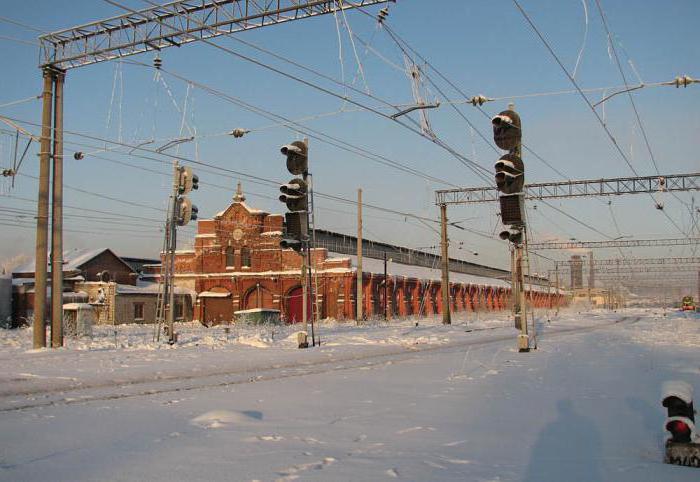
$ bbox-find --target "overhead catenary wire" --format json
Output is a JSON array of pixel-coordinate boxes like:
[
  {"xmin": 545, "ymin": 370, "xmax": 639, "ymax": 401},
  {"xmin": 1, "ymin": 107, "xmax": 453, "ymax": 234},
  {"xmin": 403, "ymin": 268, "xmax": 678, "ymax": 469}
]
[
  {"xmin": 510, "ymin": 0, "xmax": 689, "ymax": 238},
  {"xmin": 123, "ymin": 0, "xmax": 494, "ymax": 184}
]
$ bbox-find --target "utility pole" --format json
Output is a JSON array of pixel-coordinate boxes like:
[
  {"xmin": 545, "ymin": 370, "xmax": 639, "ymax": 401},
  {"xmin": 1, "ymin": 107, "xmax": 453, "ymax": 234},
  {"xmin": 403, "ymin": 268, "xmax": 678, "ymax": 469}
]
[
  {"xmin": 588, "ymin": 251, "xmax": 594, "ymax": 307},
  {"xmin": 33, "ymin": 69, "xmax": 53, "ymax": 349},
  {"xmin": 440, "ymin": 203, "xmax": 451, "ymax": 324},
  {"xmin": 555, "ymin": 264, "xmax": 560, "ymax": 315},
  {"xmin": 157, "ymin": 162, "xmax": 199, "ymax": 344},
  {"xmin": 357, "ymin": 188, "xmax": 363, "ymax": 322},
  {"xmin": 492, "ymin": 104, "xmax": 530, "ymax": 351},
  {"xmin": 384, "ymin": 252, "xmax": 388, "ymax": 321},
  {"xmin": 50, "ymin": 70, "xmax": 65, "ymax": 348}
]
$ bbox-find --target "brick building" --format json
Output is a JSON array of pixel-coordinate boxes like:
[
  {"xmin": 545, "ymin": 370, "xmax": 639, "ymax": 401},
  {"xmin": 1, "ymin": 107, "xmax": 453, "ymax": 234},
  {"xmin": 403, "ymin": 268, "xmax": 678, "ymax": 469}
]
[
  {"xmin": 11, "ymin": 248, "xmax": 193, "ymax": 326},
  {"xmin": 171, "ymin": 184, "xmax": 564, "ymax": 325}
]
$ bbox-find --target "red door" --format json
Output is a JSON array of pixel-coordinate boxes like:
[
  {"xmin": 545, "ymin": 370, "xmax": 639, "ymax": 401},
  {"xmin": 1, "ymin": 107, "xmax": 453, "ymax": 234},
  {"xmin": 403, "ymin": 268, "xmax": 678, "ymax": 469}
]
[{"xmin": 286, "ymin": 287, "xmax": 311, "ymax": 323}]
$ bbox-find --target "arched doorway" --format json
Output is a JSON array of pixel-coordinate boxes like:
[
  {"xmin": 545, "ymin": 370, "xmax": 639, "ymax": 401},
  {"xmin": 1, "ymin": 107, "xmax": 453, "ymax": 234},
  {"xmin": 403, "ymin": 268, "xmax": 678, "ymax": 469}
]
[
  {"xmin": 243, "ymin": 283, "xmax": 274, "ymax": 310},
  {"xmin": 285, "ymin": 286, "xmax": 311, "ymax": 323}
]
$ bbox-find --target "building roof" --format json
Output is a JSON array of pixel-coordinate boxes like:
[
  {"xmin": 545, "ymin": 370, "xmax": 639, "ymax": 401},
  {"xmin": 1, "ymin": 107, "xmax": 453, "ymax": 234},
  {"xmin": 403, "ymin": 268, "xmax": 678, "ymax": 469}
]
[{"xmin": 12, "ymin": 248, "xmax": 135, "ymax": 276}]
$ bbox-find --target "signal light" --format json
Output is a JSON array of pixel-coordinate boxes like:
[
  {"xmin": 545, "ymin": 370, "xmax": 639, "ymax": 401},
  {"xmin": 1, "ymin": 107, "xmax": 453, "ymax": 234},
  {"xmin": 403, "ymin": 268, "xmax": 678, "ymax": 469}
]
[
  {"xmin": 281, "ymin": 140, "xmax": 308, "ymax": 175},
  {"xmin": 177, "ymin": 197, "xmax": 198, "ymax": 226},
  {"xmin": 499, "ymin": 229, "xmax": 522, "ymax": 244},
  {"xmin": 492, "ymin": 109, "xmax": 521, "ymax": 151},
  {"xmin": 178, "ymin": 166, "xmax": 199, "ymax": 194},
  {"xmin": 279, "ymin": 178, "xmax": 308, "ymax": 212},
  {"xmin": 280, "ymin": 212, "xmax": 307, "ymax": 253},
  {"xmin": 662, "ymin": 380, "xmax": 696, "ymax": 444},
  {"xmin": 495, "ymin": 153, "xmax": 524, "ymax": 195}
]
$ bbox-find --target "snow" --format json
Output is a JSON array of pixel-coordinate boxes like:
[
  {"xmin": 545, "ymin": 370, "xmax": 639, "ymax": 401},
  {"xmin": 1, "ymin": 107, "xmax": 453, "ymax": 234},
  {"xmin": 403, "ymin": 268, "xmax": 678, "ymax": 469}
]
[{"xmin": 0, "ymin": 308, "xmax": 698, "ymax": 481}]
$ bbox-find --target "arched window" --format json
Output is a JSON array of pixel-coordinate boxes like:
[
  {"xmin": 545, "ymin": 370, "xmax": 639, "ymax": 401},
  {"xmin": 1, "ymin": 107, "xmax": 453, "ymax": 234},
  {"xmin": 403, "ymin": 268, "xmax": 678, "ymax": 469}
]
[
  {"xmin": 241, "ymin": 247, "xmax": 251, "ymax": 268},
  {"xmin": 225, "ymin": 246, "xmax": 235, "ymax": 267}
]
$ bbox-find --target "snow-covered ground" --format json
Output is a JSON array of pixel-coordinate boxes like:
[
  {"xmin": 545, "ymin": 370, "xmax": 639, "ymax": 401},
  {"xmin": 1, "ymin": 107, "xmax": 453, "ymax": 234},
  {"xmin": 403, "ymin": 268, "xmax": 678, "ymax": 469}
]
[{"xmin": 0, "ymin": 308, "xmax": 698, "ymax": 481}]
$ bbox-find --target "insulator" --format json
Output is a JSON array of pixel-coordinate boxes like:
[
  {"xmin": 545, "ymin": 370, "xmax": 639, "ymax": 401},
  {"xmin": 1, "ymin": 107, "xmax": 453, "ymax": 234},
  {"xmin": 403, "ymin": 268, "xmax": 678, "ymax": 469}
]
[
  {"xmin": 73, "ymin": 152, "xmax": 84, "ymax": 160},
  {"xmin": 469, "ymin": 95, "xmax": 489, "ymax": 106},
  {"xmin": 230, "ymin": 128, "xmax": 249, "ymax": 138},
  {"xmin": 154, "ymin": 56, "xmax": 162, "ymax": 70}
]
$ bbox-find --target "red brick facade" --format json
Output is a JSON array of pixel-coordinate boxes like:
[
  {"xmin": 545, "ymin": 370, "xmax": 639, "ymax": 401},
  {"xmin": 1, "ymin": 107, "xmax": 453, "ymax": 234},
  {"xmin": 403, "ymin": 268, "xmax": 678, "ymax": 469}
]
[{"xmin": 173, "ymin": 186, "xmax": 566, "ymax": 325}]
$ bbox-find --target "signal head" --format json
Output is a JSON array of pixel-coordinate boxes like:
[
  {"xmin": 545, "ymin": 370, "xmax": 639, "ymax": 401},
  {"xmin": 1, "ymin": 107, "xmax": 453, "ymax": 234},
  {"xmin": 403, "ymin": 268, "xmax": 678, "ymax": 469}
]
[
  {"xmin": 492, "ymin": 109, "xmax": 521, "ymax": 151},
  {"xmin": 279, "ymin": 178, "xmax": 308, "ymax": 212},
  {"xmin": 280, "ymin": 140, "xmax": 308, "ymax": 175},
  {"xmin": 494, "ymin": 153, "xmax": 524, "ymax": 194}
]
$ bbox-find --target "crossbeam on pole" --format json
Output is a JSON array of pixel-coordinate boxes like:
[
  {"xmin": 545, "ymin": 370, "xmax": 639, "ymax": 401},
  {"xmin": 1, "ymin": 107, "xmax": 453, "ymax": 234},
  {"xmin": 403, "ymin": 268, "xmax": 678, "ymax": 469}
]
[
  {"xmin": 435, "ymin": 172, "xmax": 700, "ymax": 205},
  {"xmin": 40, "ymin": 0, "xmax": 386, "ymax": 69}
]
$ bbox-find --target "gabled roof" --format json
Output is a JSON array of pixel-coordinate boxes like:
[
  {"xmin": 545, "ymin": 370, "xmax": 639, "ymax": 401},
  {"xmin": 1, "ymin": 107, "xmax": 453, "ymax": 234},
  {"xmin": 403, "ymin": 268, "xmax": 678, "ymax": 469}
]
[
  {"xmin": 215, "ymin": 200, "xmax": 267, "ymax": 219},
  {"xmin": 12, "ymin": 248, "xmax": 135, "ymax": 276}
]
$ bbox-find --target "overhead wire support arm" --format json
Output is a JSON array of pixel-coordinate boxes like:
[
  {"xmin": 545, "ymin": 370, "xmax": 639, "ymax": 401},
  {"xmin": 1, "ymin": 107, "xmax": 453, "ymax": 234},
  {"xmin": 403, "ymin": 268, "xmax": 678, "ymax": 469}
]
[
  {"xmin": 435, "ymin": 172, "xmax": 700, "ymax": 205},
  {"xmin": 39, "ymin": 0, "xmax": 388, "ymax": 69},
  {"xmin": 390, "ymin": 101, "xmax": 440, "ymax": 119}
]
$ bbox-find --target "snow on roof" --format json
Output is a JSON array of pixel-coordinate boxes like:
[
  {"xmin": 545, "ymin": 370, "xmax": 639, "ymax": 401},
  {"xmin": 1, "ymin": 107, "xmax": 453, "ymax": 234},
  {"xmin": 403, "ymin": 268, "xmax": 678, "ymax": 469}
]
[
  {"xmin": 13, "ymin": 248, "xmax": 134, "ymax": 275},
  {"xmin": 199, "ymin": 291, "xmax": 231, "ymax": 298},
  {"xmin": 63, "ymin": 303, "xmax": 95, "ymax": 310},
  {"xmin": 116, "ymin": 283, "xmax": 194, "ymax": 296},
  {"xmin": 331, "ymin": 252, "xmax": 511, "ymax": 288}
]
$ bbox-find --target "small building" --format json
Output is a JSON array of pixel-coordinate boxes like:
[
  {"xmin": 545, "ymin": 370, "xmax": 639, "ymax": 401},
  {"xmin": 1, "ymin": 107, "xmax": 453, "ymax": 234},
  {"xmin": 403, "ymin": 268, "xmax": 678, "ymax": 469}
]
[
  {"xmin": 76, "ymin": 281, "xmax": 194, "ymax": 325},
  {"xmin": 10, "ymin": 249, "xmax": 193, "ymax": 326}
]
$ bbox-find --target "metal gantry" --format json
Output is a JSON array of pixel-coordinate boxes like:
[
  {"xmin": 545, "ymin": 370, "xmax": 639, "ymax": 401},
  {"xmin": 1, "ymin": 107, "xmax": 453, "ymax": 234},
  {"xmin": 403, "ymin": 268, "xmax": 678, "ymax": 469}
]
[
  {"xmin": 39, "ymin": 0, "xmax": 387, "ymax": 69},
  {"xmin": 435, "ymin": 172, "xmax": 700, "ymax": 205},
  {"xmin": 554, "ymin": 265, "xmax": 700, "ymax": 274},
  {"xmin": 529, "ymin": 237, "xmax": 700, "ymax": 250},
  {"xmin": 555, "ymin": 256, "xmax": 700, "ymax": 267},
  {"xmin": 31, "ymin": 0, "xmax": 385, "ymax": 349}
]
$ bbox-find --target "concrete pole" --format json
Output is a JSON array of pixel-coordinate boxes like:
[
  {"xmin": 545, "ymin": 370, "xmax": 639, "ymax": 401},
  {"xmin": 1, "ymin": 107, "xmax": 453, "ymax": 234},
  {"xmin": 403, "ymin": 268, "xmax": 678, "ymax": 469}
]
[
  {"xmin": 302, "ymin": 252, "xmax": 308, "ymax": 335},
  {"xmin": 356, "ymin": 188, "xmax": 363, "ymax": 322},
  {"xmin": 383, "ymin": 252, "xmax": 388, "ymax": 321},
  {"xmin": 51, "ymin": 70, "xmax": 65, "ymax": 348},
  {"xmin": 167, "ymin": 162, "xmax": 179, "ymax": 344},
  {"xmin": 516, "ymin": 240, "xmax": 529, "ymax": 351},
  {"xmin": 440, "ymin": 203, "xmax": 451, "ymax": 324},
  {"xmin": 34, "ymin": 69, "xmax": 54, "ymax": 349},
  {"xmin": 555, "ymin": 264, "xmax": 560, "ymax": 315}
]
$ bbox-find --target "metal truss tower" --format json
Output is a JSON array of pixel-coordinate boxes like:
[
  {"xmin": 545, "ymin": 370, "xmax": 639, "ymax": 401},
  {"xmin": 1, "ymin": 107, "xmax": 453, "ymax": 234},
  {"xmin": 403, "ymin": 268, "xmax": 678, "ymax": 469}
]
[{"xmin": 32, "ymin": 0, "xmax": 386, "ymax": 348}]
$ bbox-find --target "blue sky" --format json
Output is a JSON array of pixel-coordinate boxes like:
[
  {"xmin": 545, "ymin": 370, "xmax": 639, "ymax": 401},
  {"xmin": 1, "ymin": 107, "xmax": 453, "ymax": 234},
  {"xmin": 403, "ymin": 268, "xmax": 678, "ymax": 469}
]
[{"xmin": 0, "ymin": 0, "xmax": 698, "ymax": 274}]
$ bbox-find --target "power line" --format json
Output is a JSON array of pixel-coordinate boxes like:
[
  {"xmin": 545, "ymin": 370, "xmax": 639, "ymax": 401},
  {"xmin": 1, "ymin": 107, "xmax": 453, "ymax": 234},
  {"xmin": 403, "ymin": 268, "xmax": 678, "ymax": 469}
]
[
  {"xmin": 511, "ymin": 0, "xmax": 689, "ymax": 238},
  {"xmin": 0, "ymin": 15, "xmax": 47, "ymax": 34},
  {"xmin": 119, "ymin": 0, "xmax": 493, "ymax": 184}
]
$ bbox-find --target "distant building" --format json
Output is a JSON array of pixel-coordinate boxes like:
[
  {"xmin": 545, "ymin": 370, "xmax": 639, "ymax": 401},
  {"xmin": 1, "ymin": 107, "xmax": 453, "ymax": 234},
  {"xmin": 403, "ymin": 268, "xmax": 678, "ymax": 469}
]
[{"xmin": 570, "ymin": 255, "xmax": 584, "ymax": 290}]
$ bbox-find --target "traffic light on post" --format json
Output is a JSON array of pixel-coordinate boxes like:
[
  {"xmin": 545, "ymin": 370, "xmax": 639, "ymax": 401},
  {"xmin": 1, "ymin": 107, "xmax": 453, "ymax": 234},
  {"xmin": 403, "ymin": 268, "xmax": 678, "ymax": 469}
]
[
  {"xmin": 279, "ymin": 140, "xmax": 309, "ymax": 253},
  {"xmin": 662, "ymin": 380, "xmax": 696, "ymax": 444}
]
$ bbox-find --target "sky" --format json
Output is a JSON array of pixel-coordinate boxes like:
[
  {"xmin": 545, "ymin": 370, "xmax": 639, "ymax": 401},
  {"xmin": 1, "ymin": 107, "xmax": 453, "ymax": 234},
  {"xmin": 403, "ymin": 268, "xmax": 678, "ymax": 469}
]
[{"xmin": 0, "ymin": 0, "xmax": 698, "ymax": 276}]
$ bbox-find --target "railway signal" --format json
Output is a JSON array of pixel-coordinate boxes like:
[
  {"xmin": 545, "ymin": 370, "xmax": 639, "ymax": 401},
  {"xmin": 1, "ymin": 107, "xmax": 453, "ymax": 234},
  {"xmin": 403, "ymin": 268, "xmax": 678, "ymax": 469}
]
[{"xmin": 662, "ymin": 380, "xmax": 696, "ymax": 444}]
